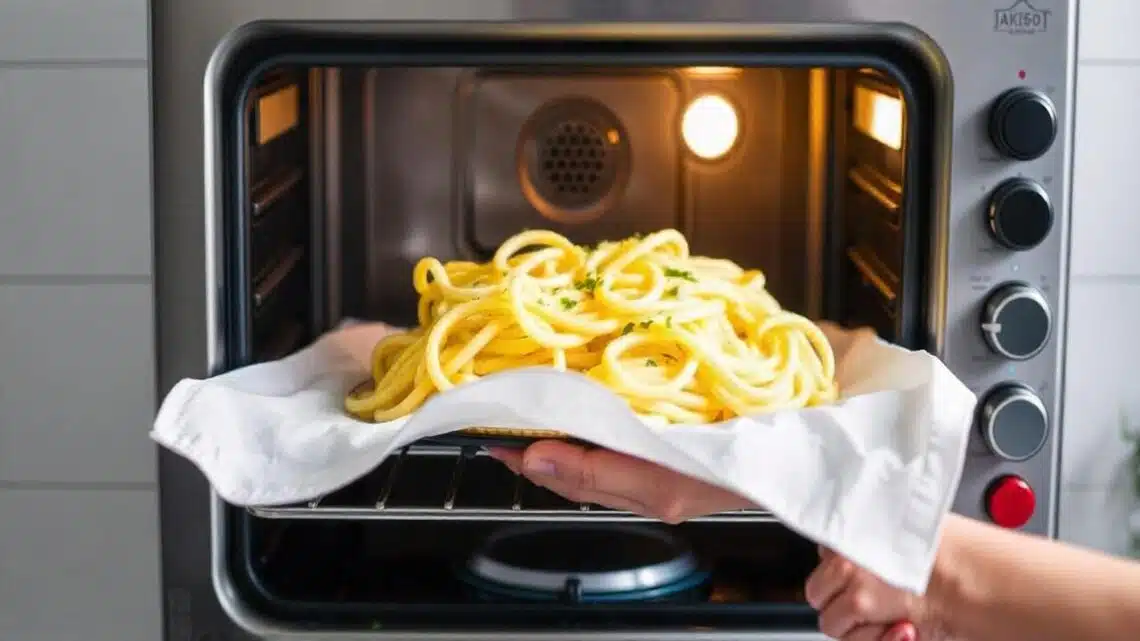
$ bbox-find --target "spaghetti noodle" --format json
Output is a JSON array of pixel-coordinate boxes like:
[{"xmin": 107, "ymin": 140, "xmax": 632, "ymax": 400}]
[{"xmin": 345, "ymin": 229, "xmax": 838, "ymax": 426}]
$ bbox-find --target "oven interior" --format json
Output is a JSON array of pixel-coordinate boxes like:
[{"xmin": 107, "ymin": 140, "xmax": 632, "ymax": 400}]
[{"xmin": 216, "ymin": 33, "xmax": 937, "ymax": 632}]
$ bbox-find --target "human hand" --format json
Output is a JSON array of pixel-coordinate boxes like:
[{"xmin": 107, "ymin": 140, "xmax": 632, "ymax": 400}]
[
  {"xmin": 807, "ymin": 547, "xmax": 952, "ymax": 641},
  {"xmin": 485, "ymin": 439, "xmax": 752, "ymax": 523}
]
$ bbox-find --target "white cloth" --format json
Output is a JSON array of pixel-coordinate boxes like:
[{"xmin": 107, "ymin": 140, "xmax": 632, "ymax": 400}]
[{"xmin": 151, "ymin": 322, "xmax": 974, "ymax": 594}]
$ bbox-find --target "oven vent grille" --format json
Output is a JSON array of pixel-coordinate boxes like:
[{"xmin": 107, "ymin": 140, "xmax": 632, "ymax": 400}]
[
  {"xmin": 535, "ymin": 119, "xmax": 612, "ymax": 205},
  {"xmin": 517, "ymin": 97, "xmax": 630, "ymax": 222},
  {"xmin": 248, "ymin": 445, "xmax": 775, "ymax": 523}
]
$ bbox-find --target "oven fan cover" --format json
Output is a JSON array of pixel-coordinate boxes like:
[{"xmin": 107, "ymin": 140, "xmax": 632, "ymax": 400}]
[
  {"xmin": 458, "ymin": 523, "xmax": 709, "ymax": 604},
  {"xmin": 516, "ymin": 97, "xmax": 631, "ymax": 223}
]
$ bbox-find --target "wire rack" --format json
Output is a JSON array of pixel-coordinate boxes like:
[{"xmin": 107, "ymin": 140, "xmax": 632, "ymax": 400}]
[{"xmin": 248, "ymin": 444, "xmax": 775, "ymax": 523}]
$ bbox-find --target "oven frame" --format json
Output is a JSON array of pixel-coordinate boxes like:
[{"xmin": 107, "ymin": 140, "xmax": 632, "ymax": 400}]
[
  {"xmin": 152, "ymin": 2, "xmax": 1077, "ymax": 640},
  {"xmin": 208, "ymin": 23, "xmax": 944, "ymax": 636}
]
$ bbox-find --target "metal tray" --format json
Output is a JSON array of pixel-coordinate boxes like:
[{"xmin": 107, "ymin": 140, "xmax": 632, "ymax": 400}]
[{"xmin": 248, "ymin": 444, "xmax": 775, "ymax": 522}]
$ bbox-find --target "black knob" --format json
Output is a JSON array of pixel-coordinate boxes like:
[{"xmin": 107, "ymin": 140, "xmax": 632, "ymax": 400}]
[
  {"xmin": 978, "ymin": 384, "xmax": 1049, "ymax": 461},
  {"xmin": 987, "ymin": 178, "xmax": 1054, "ymax": 250},
  {"xmin": 980, "ymin": 283, "xmax": 1051, "ymax": 361},
  {"xmin": 989, "ymin": 88, "xmax": 1057, "ymax": 161}
]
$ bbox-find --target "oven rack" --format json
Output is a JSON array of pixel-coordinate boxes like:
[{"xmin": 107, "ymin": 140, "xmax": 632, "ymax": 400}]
[{"xmin": 248, "ymin": 444, "xmax": 776, "ymax": 522}]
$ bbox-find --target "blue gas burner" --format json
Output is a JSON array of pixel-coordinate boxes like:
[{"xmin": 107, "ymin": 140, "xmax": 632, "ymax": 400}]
[{"xmin": 457, "ymin": 524, "xmax": 711, "ymax": 604}]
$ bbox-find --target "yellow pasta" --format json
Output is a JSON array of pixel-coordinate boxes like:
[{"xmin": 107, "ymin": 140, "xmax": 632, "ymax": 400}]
[{"xmin": 345, "ymin": 229, "xmax": 839, "ymax": 426}]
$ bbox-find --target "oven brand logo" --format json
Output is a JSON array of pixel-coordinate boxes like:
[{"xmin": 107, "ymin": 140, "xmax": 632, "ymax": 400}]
[{"xmin": 994, "ymin": 0, "xmax": 1050, "ymax": 34}]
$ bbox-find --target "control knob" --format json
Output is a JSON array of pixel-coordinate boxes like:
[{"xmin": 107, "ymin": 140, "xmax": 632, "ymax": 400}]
[
  {"xmin": 978, "ymin": 383, "xmax": 1049, "ymax": 461},
  {"xmin": 988, "ymin": 88, "xmax": 1058, "ymax": 161},
  {"xmin": 980, "ymin": 283, "xmax": 1051, "ymax": 361},
  {"xmin": 987, "ymin": 178, "xmax": 1054, "ymax": 251}
]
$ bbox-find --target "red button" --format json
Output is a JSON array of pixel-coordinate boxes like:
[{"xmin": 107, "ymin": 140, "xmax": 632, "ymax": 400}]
[{"xmin": 986, "ymin": 475, "xmax": 1036, "ymax": 529}]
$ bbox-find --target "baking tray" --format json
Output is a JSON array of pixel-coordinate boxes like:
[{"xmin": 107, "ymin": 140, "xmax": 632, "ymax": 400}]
[{"xmin": 347, "ymin": 380, "xmax": 591, "ymax": 449}]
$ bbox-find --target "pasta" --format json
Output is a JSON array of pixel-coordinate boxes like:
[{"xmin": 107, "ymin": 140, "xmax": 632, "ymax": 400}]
[{"xmin": 344, "ymin": 229, "xmax": 838, "ymax": 426}]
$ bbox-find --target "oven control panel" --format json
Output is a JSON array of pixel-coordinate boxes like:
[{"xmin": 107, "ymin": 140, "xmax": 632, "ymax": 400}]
[{"xmin": 957, "ymin": 74, "xmax": 1065, "ymax": 535}]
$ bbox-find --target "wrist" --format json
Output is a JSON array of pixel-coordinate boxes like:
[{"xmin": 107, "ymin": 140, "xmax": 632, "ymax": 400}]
[{"xmin": 924, "ymin": 514, "xmax": 978, "ymax": 638}]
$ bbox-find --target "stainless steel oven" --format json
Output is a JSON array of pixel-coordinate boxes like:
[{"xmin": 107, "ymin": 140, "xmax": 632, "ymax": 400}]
[{"xmin": 152, "ymin": 1, "xmax": 1075, "ymax": 639}]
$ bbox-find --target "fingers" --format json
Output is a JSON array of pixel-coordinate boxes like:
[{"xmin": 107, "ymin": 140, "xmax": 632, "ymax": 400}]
[
  {"xmin": 843, "ymin": 624, "xmax": 891, "ymax": 641},
  {"xmin": 817, "ymin": 619, "xmax": 916, "ymax": 641},
  {"xmin": 818, "ymin": 586, "xmax": 875, "ymax": 640},
  {"xmin": 810, "ymin": 560, "xmax": 916, "ymax": 641},
  {"xmin": 488, "ymin": 440, "xmax": 751, "ymax": 523},
  {"xmin": 805, "ymin": 553, "xmax": 854, "ymax": 610},
  {"xmin": 485, "ymin": 447, "xmax": 522, "ymax": 474}
]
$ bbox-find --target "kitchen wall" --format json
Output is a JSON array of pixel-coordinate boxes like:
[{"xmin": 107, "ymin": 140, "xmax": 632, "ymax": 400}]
[
  {"xmin": 0, "ymin": 1, "xmax": 162, "ymax": 641},
  {"xmin": 1057, "ymin": 1, "xmax": 1140, "ymax": 558}
]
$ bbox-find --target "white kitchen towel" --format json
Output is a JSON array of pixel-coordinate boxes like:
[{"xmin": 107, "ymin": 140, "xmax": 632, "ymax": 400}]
[{"xmin": 151, "ymin": 321, "xmax": 975, "ymax": 594}]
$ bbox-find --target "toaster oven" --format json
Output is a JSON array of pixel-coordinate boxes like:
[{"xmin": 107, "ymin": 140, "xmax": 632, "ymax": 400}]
[{"xmin": 152, "ymin": 1, "xmax": 1075, "ymax": 639}]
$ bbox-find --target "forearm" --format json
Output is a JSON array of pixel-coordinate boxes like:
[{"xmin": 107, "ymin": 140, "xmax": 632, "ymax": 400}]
[{"xmin": 930, "ymin": 513, "xmax": 1140, "ymax": 641}]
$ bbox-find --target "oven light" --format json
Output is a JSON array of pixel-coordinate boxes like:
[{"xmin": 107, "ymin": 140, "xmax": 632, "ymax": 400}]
[
  {"xmin": 256, "ymin": 84, "xmax": 300, "ymax": 146},
  {"xmin": 681, "ymin": 94, "xmax": 740, "ymax": 161},
  {"xmin": 853, "ymin": 86, "xmax": 904, "ymax": 150},
  {"xmin": 685, "ymin": 66, "xmax": 742, "ymax": 77}
]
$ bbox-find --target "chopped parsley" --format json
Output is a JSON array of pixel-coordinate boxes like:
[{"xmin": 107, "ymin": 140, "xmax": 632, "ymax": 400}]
[
  {"xmin": 638, "ymin": 319, "xmax": 654, "ymax": 329},
  {"xmin": 664, "ymin": 267, "xmax": 697, "ymax": 282},
  {"xmin": 574, "ymin": 273, "xmax": 599, "ymax": 293},
  {"xmin": 665, "ymin": 285, "xmax": 680, "ymax": 298},
  {"xmin": 665, "ymin": 316, "xmax": 673, "ymax": 328},
  {"xmin": 645, "ymin": 359, "xmax": 658, "ymax": 367},
  {"xmin": 621, "ymin": 322, "xmax": 635, "ymax": 335},
  {"xmin": 559, "ymin": 297, "xmax": 577, "ymax": 310},
  {"xmin": 662, "ymin": 354, "xmax": 678, "ymax": 362}
]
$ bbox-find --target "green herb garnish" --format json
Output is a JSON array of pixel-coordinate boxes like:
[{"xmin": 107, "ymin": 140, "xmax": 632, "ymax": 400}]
[
  {"xmin": 621, "ymin": 322, "xmax": 634, "ymax": 335},
  {"xmin": 639, "ymin": 319, "xmax": 654, "ymax": 329},
  {"xmin": 574, "ymin": 273, "xmax": 599, "ymax": 293},
  {"xmin": 665, "ymin": 286, "xmax": 680, "ymax": 298},
  {"xmin": 645, "ymin": 359, "xmax": 658, "ymax": 367},
  {"xmin": 560, "ymin": 297, "xmax": 576, "ymax": 310},
  {"xmin": 664, "ymin": 267, "xmax": 697, "ymax": 283}
]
